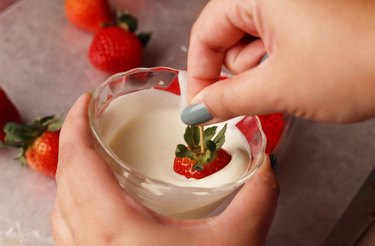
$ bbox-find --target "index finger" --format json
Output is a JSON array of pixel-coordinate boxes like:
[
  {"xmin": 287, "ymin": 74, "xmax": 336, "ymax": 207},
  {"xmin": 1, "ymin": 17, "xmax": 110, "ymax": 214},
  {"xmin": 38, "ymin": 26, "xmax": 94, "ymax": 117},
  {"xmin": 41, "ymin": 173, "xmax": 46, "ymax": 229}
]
[{"xmin": 187, "ymin": 0, "xmax": 259, "ymax": 99}]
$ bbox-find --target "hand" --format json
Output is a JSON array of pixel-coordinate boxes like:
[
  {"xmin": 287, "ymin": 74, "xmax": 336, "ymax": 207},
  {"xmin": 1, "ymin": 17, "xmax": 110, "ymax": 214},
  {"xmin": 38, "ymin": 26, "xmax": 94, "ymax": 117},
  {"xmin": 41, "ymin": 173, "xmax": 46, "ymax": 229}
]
[
  {"xmin": 186, "ymin": 0, "xmax": 375, "ymax": 124},
  {"xmin": 51, "ymin": 93, "xmax": 279, "ymax": 246}
]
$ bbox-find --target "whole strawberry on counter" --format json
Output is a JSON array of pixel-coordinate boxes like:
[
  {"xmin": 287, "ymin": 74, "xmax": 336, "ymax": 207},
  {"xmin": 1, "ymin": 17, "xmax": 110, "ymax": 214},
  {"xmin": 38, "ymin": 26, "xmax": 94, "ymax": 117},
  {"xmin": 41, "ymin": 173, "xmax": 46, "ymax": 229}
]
[
  {"xmin": 174, "ymin": 125, "xmax": 231, "ymax": 179},
  {"xmin": 0, "ymin": 87, "xmax": 22, "ymax": 142},
  {"xmin": 65, "ymin": 0, "xmax": 112, "ymax": 33},
  {"xmin": 2, "ymin": 116, "xmax": 61, "ymax": 177},
  {"xmin": 89, "ymin": 11, "xmax": 151, "ymax": 74}
]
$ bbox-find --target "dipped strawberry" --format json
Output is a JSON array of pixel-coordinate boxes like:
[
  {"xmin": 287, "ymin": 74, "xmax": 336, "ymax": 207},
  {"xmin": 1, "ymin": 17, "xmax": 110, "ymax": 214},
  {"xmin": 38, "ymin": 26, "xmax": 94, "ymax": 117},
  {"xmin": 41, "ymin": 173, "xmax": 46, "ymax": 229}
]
[
  {"xmin": 89, "ymin": 11, "xmax": 151, "ymax": 73},
  {"xmin": 65, "ymin": 0, "xmax": 112, "ymax": 33},
  {"xmin": 2, "ymin": 116, "xmax": 61, "ymax": 177},
  {"xmin": 0, "ymin": 87, "xmax": 22, "ymax": 142},
  {"xmin": 174, "ymin": 124, "xmax": 231, "ymax": 179}
]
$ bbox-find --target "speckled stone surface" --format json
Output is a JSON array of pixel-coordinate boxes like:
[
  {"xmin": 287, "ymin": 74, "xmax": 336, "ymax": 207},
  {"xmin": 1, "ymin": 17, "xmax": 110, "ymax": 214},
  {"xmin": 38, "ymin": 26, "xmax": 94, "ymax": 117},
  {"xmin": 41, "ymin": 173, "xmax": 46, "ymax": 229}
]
[{"xmin": 0, "ymin": 1, "xmax": 373, "ymax": 245}]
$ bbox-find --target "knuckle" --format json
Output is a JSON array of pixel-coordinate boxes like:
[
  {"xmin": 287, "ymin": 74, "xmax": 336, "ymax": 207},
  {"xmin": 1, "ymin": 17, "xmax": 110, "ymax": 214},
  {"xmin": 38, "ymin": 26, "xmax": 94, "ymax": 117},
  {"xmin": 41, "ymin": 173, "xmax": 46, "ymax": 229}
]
[
  {"xmin": 218, "ymin": 85, "xmax": 236, "ymax": 118},
  {"xmin": 88, "ymin": 219, "xmax": 122, "ymax": 246}
]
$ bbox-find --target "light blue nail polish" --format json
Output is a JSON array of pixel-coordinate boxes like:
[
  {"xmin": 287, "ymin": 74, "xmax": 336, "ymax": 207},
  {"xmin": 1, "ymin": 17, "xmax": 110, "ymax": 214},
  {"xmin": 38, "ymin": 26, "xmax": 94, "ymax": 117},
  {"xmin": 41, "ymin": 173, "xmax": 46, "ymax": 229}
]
[
  {"xmin": 181, "ymin": 103, "xmax": 213, "ymax": 125},
  {"xmin": 260, "ymin": 53, "xmax": 269, "ymax": 63}
]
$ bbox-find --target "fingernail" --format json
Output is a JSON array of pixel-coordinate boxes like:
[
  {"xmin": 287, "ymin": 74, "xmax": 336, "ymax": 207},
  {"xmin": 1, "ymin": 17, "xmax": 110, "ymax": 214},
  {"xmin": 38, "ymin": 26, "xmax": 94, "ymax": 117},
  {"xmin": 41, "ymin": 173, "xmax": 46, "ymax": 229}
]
[
  {"xmin": 269, "ymin": 154, "xmax": 278, "ymax": 174},
  {"xmin": 181, "ymin": 103, "xmax": 213, "ymax": 125},
  {"xmin": 260, "ymin": 53, "xmax": 269, "ymax": 63}
]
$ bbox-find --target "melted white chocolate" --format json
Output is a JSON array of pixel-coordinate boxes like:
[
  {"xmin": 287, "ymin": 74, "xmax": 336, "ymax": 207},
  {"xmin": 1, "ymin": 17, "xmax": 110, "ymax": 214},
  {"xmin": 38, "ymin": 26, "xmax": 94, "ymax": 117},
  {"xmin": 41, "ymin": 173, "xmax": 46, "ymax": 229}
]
[{"xmin": 101, "ymin": 72, "xmax": 250, "ymax": 188}]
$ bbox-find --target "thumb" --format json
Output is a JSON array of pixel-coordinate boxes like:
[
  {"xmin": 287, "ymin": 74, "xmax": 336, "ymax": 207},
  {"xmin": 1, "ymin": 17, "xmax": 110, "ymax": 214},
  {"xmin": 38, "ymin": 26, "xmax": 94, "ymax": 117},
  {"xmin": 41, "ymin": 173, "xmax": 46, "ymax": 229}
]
[
  {"xmin": 217, "ymin": 156, "xmax": 279, "ymax": 245},
  {"xmin": 56, "ymin": 94, "xmax": 149, "ymax": 232},
  {"xmin": 182, "ymin": 60, "xmax": 286, "ymax": 125}
]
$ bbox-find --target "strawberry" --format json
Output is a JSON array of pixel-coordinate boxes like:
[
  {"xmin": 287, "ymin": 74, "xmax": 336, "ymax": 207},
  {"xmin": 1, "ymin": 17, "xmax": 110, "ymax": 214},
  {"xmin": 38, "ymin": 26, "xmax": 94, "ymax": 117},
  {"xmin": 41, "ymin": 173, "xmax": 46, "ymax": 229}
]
[
  {"xmin": 2, "ymin": 116, "xmax": 61, "ymax": 177},
  {"xmin": 65, "ymin": 0, "xmax": 112, "ymax": 33},
  {"xmin": 258, "ymin": 114, "xmax": 286, "ymax": 153},
  {"xmin": 174, "ymin": 124, "xmax": 231, "ymax": 179},
  {"xmin": 0, "ymin": 87, "xmax": 22, "ymax": 142},
  {"xmin": 88, "ymin": 11, "xmax": 151, "ymax": 74},
  {"xmin": 174, "ymin": 149, "xmax": 231, "ymax": 179}
]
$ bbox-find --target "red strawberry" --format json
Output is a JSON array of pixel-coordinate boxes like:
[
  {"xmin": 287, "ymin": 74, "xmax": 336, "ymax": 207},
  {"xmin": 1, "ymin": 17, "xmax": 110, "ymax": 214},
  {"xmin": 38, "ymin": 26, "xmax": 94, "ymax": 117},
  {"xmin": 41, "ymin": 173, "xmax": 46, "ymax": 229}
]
[
  {"xmin": 88, "ymin": 12, "xmax": 151, "ymax": 73},
  {"xmin": 65, "ymin": 0, "xmax": 112, "ymax": 33},
  {"xmin": 174, "ymin": 149, "xmax": 231, "ymax": 179},
  {"xmin": 174, "ymin": 124, "xmax": 231, "ymax": 179},
  {"xmin": 89, "ymin": 27, "xmax": 142, "ymax": 73},
  {"xmin": 2, "ymin": 116, "xmax": 61, "ymax": 177},
  {"xmin": 24, "ymin": 131, "xmax": 59, "ymax": 177},
  {"xmin": 0, "ymin": 87, "xmax": 22, "ymax": 142},
  {"xmin": 258, "ymin": 113, "xmax": 286, "ymax": 153}
]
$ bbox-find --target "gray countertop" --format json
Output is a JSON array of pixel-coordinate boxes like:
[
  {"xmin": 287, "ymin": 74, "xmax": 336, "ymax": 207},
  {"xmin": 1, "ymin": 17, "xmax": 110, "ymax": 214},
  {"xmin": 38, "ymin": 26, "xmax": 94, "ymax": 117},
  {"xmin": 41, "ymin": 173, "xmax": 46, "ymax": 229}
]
[{"xmin": 0, "ymin": 0, "xmax": 373, "ymax": 245}]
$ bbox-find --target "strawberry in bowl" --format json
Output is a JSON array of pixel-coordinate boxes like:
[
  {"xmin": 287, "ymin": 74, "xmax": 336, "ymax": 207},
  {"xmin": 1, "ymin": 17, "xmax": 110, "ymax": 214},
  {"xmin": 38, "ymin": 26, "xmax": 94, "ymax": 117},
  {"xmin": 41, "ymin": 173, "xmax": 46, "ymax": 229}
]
[
  {"xmin": 174, "ymin": 125, "xmax": 231, "ymax": 179},
  {"xmin": 88, "ymin": 67, "xmax": 273, "ymax": 219}
]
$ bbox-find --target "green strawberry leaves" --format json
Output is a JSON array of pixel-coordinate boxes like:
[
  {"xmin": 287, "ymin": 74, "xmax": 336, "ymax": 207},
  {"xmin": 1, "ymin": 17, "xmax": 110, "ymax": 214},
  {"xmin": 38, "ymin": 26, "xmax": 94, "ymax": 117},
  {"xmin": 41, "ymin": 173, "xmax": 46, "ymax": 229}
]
[
  {"xmin": 213, "ymin": 124, "xmax": 227, "ymax": 150},
  {"xmin": 137, "ymin": 33, "xmax": 152, "ymax": 47},
  {"xmin": 175, "ymin": 124, "xmax": 227, "ymax": 170},
  {"xmin": 206, "ymin": 140, "xmax": 216, "ymax": 152},
  {"xmin": 103, "ymin": 10, "xmax": 152, "ymax": 48},
  {"xmin": 175, "ymin": 144, "xmax": 188, "ymax": 158},
  {"xmin": 2, "ymin": 116, "xmax": 61, "ymax": 165},
  {"xmin": 204, "ymin": 126, "xmax": 217, "ymax": 140},
  {"xmin": 116, "ymin": 11, "xmax": 138, "ymax": 33},
  {"xmin": 3, "ymin": 116, "xmax": 61, "ymax": 148}
]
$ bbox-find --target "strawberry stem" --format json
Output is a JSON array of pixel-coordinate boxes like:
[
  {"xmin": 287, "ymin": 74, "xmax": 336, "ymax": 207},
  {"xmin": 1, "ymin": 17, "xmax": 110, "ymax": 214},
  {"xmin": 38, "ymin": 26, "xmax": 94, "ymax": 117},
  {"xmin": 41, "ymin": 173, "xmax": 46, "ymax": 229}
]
[
  {"xmin": 199, "ymin": 126, "xmax": 204, "ymax": 154},
  {"xmin": 175, "ymin": 124, "xmax": 228, "ymax": 170},
  {"xmin": 1, "ymin": 116, "xmax": 61, "ymax": 165}
]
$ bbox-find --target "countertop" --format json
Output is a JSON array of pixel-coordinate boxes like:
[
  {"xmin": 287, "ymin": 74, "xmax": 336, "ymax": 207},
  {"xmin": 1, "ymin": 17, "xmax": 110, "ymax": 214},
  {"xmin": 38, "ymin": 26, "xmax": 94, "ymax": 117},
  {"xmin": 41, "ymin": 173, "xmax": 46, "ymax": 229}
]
[{"xmin": 0, "ymin": 0, "xmax": 374, "ymax": 245}]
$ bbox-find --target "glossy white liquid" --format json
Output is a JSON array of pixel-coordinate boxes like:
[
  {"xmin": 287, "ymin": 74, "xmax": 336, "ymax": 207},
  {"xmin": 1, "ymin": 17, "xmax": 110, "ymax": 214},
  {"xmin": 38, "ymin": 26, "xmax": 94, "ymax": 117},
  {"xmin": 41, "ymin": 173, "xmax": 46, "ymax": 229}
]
[{"xmin": 101, "ymin": 72, "xmax": 250, "ymax": 188}]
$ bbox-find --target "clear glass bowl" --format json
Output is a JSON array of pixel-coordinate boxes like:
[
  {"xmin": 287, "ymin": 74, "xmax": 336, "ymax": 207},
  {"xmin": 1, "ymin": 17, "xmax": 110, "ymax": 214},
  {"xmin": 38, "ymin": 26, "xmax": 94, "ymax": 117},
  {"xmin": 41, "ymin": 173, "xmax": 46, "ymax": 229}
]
[{"xmin": 88, "ymin": 67, "xmax": 267, "ymax": 219}]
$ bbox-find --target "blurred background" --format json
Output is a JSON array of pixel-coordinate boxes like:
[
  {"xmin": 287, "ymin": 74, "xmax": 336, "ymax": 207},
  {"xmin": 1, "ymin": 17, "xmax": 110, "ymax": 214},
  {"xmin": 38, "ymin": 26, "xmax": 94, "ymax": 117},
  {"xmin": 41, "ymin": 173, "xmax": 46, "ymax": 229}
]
[{"xmin": 0, "ymin": 0, "xmax": 374, "ymax": 245}]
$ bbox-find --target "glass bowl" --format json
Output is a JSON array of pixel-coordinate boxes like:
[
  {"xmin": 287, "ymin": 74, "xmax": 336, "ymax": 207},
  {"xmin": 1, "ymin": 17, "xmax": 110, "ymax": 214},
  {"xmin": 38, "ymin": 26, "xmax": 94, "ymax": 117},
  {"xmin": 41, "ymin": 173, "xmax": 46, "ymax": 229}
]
[{"xmin": 88, "ymin": 67, "xmax": 267, "ymax": 219}]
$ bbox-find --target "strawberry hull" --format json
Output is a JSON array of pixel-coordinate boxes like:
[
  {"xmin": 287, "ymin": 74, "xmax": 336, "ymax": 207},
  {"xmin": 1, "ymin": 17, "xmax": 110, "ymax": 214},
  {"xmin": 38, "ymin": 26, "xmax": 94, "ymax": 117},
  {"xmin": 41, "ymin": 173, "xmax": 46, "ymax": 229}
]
[{"xmin": 2, "ymin": 116, "xmax": 61, "ymax": 177}]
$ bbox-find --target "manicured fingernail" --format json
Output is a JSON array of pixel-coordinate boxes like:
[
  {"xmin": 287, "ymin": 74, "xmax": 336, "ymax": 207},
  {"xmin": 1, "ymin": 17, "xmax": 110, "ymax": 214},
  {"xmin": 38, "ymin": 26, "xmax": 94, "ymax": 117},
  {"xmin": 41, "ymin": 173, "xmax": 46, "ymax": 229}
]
[
  {"xmin": 181, "ymin": 103, "xmax": 213, "ymax": 125},
  {"xmin": 260, "ymin": 53, "xmax": 269, "ymax": 63},
  {"xmin": 269, "ymin": 154, "xmax": 278, "ymax": 174}
]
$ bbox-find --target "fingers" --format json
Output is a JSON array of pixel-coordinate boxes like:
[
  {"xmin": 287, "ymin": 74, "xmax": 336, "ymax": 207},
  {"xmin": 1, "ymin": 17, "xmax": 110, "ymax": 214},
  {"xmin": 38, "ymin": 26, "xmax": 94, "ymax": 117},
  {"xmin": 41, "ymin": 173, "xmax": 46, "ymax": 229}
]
[
  {"xmin": 185, "ymin": 0, "xmax": 283, "ymax": 125},
  {"xmin": 187, "ymin": 0, "xmax": 261, "ymax": 100},
  {"xmin": 217, "ymin": 156, "xmax": 279, "ymax": 245},
  {"xmin": 55, "ymin": 93, "xmax": 135, "ymax": 241},
  {"xmin": 57, "ymin": 93, "xmax": 122, "ymax": 200},
  {"xmin": 57, "ymin": 93, "xmax": 119, "ymax": 195},
  {"xmin": 224, "ymin": 38, "xmax": 266, "ymax": 74},
  {"xmin": 181, "ymin": 61, "xmax": 285, "ymax": 125}
]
